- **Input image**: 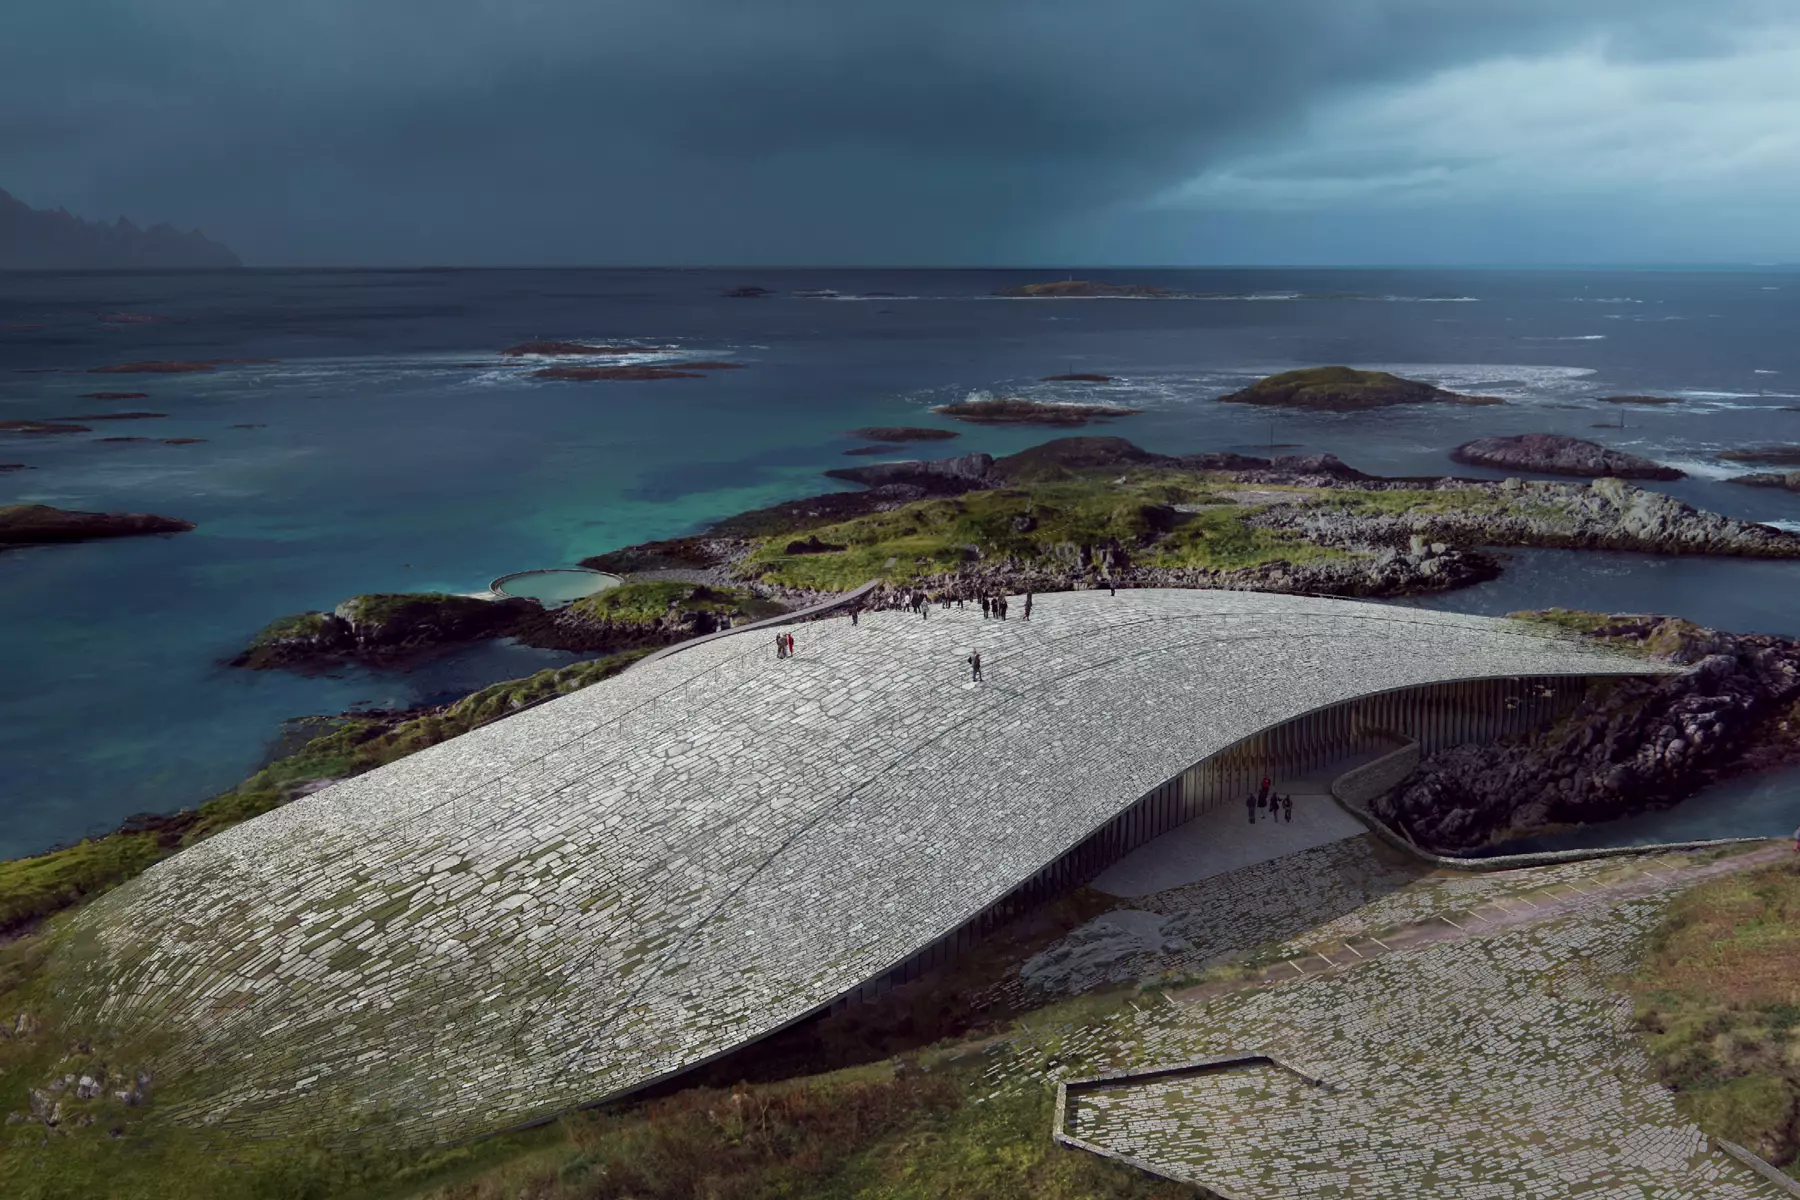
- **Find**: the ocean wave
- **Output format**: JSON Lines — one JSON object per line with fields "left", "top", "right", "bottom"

{"left": 977, "top": 291, "right": 1480, "bottom": 303}
{"left": 1567, "top": 296, "right": 1643, "bottom": 303}
{"left": 1755, "top": 369, "right": 1780, "bottom": 375}
{"left": 1655, "top": 458, "right": 1749, "bottom": 481}
{"left": 1677, "top": 389, "right": 1800, "bottom": 400}
{"left": 1520, "top": 334, "right": 1607, "bottom": 341}
{"left": 1764, "top": 519, "right": 1800, "bottom": 533}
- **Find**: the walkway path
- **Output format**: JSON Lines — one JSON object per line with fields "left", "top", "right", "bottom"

{"left": 979, "top": 843, "right": 1791, "bottom": 1199}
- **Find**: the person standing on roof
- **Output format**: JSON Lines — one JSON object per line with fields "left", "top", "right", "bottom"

{"left": 969, "top": 650, "right": 982, "bottom": 682}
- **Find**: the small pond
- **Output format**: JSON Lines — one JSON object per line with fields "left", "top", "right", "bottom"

{"left": 490, "top": 567, "right": 622, "bottom": 606}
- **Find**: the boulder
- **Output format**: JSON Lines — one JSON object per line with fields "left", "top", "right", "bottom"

{"left": 1451, "top": 434, "right": 1682, "bottom": 480}
{"left": 234, "top": 592, "right": 535, "bottom": 669}
{"left": 1719, "top": 445, "right": 1800, "bottom": 467}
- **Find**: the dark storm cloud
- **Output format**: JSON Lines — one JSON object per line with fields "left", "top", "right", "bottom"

{"left": 2, "top": 0, "right": 1793, "bottom": 263}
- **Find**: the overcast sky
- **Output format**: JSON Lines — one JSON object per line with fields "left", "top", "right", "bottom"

{"left": 5, "top": 1, "right": 1798, "bottom": 266}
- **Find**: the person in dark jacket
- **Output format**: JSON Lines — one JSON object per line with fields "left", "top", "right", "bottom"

{"left": 969, "top": 650, "right": 983, "bottom": 682}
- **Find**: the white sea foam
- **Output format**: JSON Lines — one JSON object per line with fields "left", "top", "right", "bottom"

{"left": 1567, "top": 296, "right": 1642, "bottom": 303}
{"left": 1657, "top": 458, "right": 1754, "bottom": 481}
{"left": 1678, "top": 389, "right": 1800, "bottom": 400}
{"left": 1755, "top": 369, "right": 1780, "bottom": 375}
{"left": 1521, "top": 334, "right": 1607, "bottom": 341}
{"left": 1764, "top": 519, "right": 1800, "bottom": 533}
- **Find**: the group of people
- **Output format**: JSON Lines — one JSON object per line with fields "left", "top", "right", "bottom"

{"left": 1247, "top": 775, "right": 1293, "bottom": 824}
{"left": 773, "top": 631, "right": 796, "bottom": 659}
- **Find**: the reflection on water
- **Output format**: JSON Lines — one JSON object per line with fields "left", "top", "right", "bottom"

{"left": 1466, "top": 763, "right": 1800, "bottom": 856}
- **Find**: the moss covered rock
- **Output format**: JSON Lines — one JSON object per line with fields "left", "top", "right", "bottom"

{"left": 234, "top": 592, "right": 535, "bottom": 668}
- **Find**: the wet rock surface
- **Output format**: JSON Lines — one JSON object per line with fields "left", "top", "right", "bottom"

{"left": 1450, "top": 433, "right": 1683, "bottom": 479}
{"left": 1380, "top": 614, "right": 1800, "bottom": 853}
{"left": 846, "top": 426, "right": 960, "bottom": 442}
{"left": 932, "top": 397, "right": 1143, "bottom": 425}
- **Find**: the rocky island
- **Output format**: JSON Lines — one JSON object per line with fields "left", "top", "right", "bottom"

{"left": 847, "top": 426, "right": 960, "bottom": 442}
{"left": 499, "top": 341, "right": 643, "bottom": 356}
{"left": 995, "top": 280, "right": 1173, "bottom": 298}
{"left": 0, "top": 503, "right": 194, "bottom": 547}
{"left": 1218, "top": 366, "right": 1505, "bottom": 411}
{"left": 930, "top": 396, "right": 1143, "bottom": 425}
{"left": 1719, "top": 445, "right": 1800, "bottom": 466}
{"left": 234, "top": 593, "right": 538, "bottom": 669}
{"left": 1450, "top": 433, "right": 1683, "bottom": 480}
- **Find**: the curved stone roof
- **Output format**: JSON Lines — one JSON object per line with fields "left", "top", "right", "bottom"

{"left": 56, "top": 590, "right": 1668, "bottom": 1141}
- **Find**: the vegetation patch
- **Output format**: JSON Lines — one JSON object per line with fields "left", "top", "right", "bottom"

{"left": 1631, "top": 857, "right": 1800, "bottom": 1172}
{"left": 741, "top": 474, "right": 1340, "bottom": 590}
{"left": 564, "top": 582, "right": 782, "bottom": 626}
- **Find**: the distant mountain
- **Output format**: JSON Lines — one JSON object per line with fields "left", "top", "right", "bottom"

{"left": 0, "top": 187, "right": 241, "bottom": 269}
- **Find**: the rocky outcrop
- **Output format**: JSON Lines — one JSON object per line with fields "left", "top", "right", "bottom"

{"left": 1720, "top": 446, "right": 1800, "bottom": 466}
{"left": 233, "top": 593, "right": 535, "bottom": 669}
{"left": 847, "top": 427, "right": 960, "bottom": 442}
{"left": 0, "top": 420, "right": 88, "bottom": 434}
{"left": 58, "top": 411, "right": 165, "bottom": 421}
{"left": 87, "top": 359, "right": 275, "bottom": 374}
{"left": 514, "top": 583, "right": 785, "bottom": 652}
{"left": 931, "top": 397, "right": 1143, "bottom": 425}
{"left": 500, "top": 342, "right": 638, "bottom": 357}
{"left": 1041, "top": 373, "right": 1114, "bottom": 382}
{"left": 724, "top": 286, "right": 774, "bottom": 298}
{"left": 76, "top": 392, "right": 150, "bottom": 401}
{"left": 1377, "top": 614, "right": 1800, "bottom": 853}
{"left": 1217, "top": 366, "right": 1504, "bottom": 412}
{"left": 995, "top": 280, "right": 1172, "bottom": 298}
{"left": 1450, "top": 434, "right": 1682, "bottom": 480}
{"left": 1726, "top": 471, "right": 1800, "bottom": 492}
{"left": 0, "top": 504, "right": 193, "bottom": 546}
{"left": 825, "top": 452, "right": 995, "bottom": 490}
{"left": 1597, "top": 394, "right": 1682, "bottom": 405}
{"left": 1250, "top": 476, "right": 1800, "bottom": 559}
{"left": 0, "top": 464, "right": 30, "bottom": 473}
{"left": 532, "top": 365, "right": 705, "bottom": 381}
{"left": 843, "top": 443, "right": 905, "bottom": 455}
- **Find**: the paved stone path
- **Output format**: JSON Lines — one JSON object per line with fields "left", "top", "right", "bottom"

{"left": 980, "top": 845, "right": 1791, "bottom": 1198}
{"left": 50, "top": 591, "right": 1661, "bottom": 1141}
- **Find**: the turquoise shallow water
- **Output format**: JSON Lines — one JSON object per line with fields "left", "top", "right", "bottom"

{"left": 4, "top": 267, "right": 1800, "bottom": 856}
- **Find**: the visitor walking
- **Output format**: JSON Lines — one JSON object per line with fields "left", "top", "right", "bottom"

{"left": 998, "top": 596, "right": 1008, "bottom": 620}
{"left": 981, "top": 597, "right": 991, "bottom": 619}
{"left": 1246, "top": 793, "right": 1256, "bottom": 825}
{"left": 1257, "top": 775, "right": 1271, "bottom": 807}
{"left": 785, "top": 632, "right": 795, "bottom": 657}
{"left": 775, "top": 632, "right": 787, "bottom": 659}
{"left": 1023, "top": 590, "right": 1033, "bottom": 621}
{"left": 969, "top": 650, "right": 982, "bottom": 683}
{"left": 850, "top": 608, "right": 858, "bottom": 626}
{"left": 1108, "top": 578, "right": 1116, "bottom": 596}
{"left": 1282, "top": 794, "right": 1293, "bottom": 823}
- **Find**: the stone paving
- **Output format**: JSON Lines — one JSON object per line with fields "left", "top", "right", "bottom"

{"left": 980, "top": 848, "right": 1790, "bottom": 1198}
{"left": 48, "top": 590, "right": 1662, "bottom": 1141}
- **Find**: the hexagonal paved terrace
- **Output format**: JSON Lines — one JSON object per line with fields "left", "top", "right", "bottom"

{"left": 53, "top": 590, "right": 1670, "bottom": 1141}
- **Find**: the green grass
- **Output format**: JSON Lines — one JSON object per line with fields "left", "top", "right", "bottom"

{"left": 741, "top": 473, "right": 1340, "bottom": 590}
{"left": 1631, "top": 857, "right": 1800, "bottom": 1172}
{"left": 1313, "top": 486, "right": 1509, "bottom": 518}
{"left": 565, "top": 582, "right": 782, "bottom": 625}
{"left": 420, "top": 1062, "right": 1185, "bottom": 1200}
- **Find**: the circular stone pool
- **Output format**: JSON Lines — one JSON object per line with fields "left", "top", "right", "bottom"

{"left": 490, "top": 568, "right": 623, "bottom": 607}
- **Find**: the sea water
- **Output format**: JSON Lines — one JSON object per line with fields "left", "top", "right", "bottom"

{"left": 3, "top": 266, "right": 1800, "bottom": 856}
